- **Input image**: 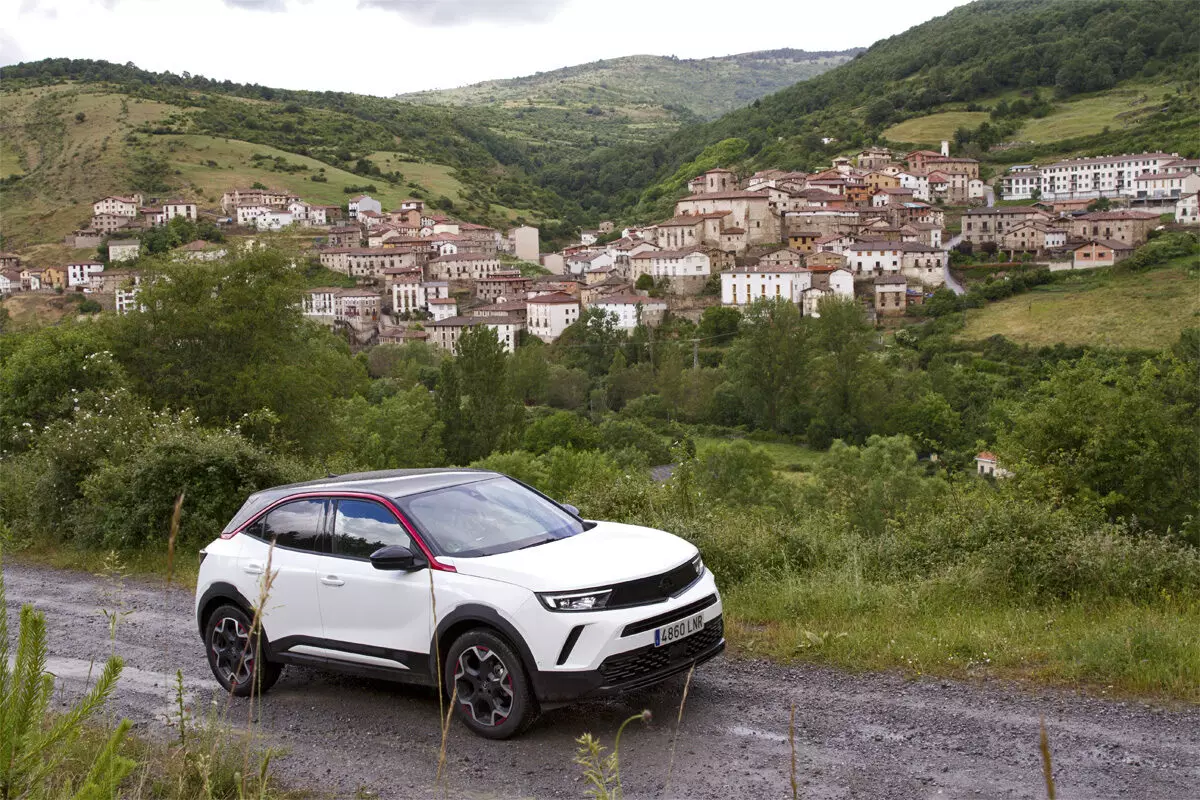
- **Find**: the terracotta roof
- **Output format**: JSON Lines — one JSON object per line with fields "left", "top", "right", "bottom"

{"left": 428, "top": 253, "right": 497, "bottom": 262}
{"left": 631, "top": 245, "right": 708, "bottom": 260}
{"left": 427, "top": 297, "right": 458, "bottom": 305}
{"left": 874, "top": 275, "right": 908, "bottom": 285}
{"left": 527, "top": 291, "right": 579, "bottom": 305}
{"left": 1078, "top": 210, "right": 1159, "bottom": 221}
{"left": 1072, "top": 239, "right": 1134, "bottom": 251}
{"left": 472, "top": 300, "right": 527, "bottom": 313}
{"left": 723, "top": 265, "right": 809, "bottom": 275}
{"left": 592, "top": 293, "right": 667, "bottom": 306}
{"left": 976, "top": 451, "right": 997, "bottom": 461}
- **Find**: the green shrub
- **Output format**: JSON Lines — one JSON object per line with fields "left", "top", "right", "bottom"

{"left": 597, "top": 417, "right": 671, "bottom": 465}
{"left": 521, "top": 411, "right": 599, "bottom": 454}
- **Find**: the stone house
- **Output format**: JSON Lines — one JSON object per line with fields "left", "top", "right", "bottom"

{"left": 426, "top": 253, "right": 503, "bottom": 281}
{"left": 962, "top": 207, "right": 1051, "bottom": 246}
{"left": 476, "top": 274, "right": 533, "bottom": 302}
{"left": 1069, "top": 211, "right": 1160, "bottom": 247}
{"left": 108, "top": 239, "right": 141, "bottom": 263}
{"left": 674, "top": 190, "right": 777, "bottom": 245}
{"left": 874, "top": 275, "right": 908, "bottom": 316}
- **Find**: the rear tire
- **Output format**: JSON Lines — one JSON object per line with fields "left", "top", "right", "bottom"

{"left": 445, "top": 628, "right": 538, "bottom": 739}
{"left": 204, "top": 604, "right": 282, "bottom": 697}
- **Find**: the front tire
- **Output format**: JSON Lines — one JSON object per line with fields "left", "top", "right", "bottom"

{"left": 445, "top": 628, "right": 537, "bottom": 739}
{"left": 204, "top": 604, "right": 282, "bottom": 697}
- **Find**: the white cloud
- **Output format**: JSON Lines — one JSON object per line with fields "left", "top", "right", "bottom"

{"left": 358, "top": 0, "right": 567, "bottom": 26}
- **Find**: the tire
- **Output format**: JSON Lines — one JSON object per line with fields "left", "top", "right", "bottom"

{"left": 204, "top": 604, "right": 282, "bottom": 697}
{"left": 444, "top": 628, "right": 538, "bottom": 740}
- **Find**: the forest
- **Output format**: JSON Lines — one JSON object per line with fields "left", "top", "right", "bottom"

{"left": 1, "top": 242, "right": 1197, "bottom": 696}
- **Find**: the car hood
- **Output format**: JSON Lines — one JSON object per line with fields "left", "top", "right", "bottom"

{"left": 441, "top": 520, "right": 697, "bottom": 592}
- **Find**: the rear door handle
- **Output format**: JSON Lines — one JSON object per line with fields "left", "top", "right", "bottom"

{"left": 320, "top": 575, "right": 344, "bottom": 587}
{"left": 243, "top": 563, "right": 264, "bottom": 576}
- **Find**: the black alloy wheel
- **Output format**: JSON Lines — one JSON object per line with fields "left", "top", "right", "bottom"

{"left": 204, "top": 604, "right": 281, "bottom": 697}
{"left": 446, "top": 629, "right": 536, "bottom": 739}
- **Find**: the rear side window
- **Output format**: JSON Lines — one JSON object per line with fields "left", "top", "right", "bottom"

{"left": 259, "top": 499, "right": 327, "bottom": 553}
{"left": 332, "top": 499, "right": 412, "bottom": 559}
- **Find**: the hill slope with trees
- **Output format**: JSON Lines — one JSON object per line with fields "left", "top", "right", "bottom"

{"left": 534, "top": 0, "right": 1200, "bottom": 220}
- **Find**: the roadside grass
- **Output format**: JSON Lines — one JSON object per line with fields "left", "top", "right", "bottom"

{"left": 955, "top": 260, "right": 1200, "bottom": 350}
{"left": 723, "top": 575, "right": 1200, "bottom": 702}
{"left": 7, "top": 537, "right": 201, "bottom": 589}
{"left": 883, "top": 112, "right": 990, "bottom": 146}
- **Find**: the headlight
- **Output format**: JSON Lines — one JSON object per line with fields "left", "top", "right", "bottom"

{"left": 537, "top": 589, "right": 612, "bottom": 612}
{"left": 692, "top": 553, "right": 704, "bottom": 577}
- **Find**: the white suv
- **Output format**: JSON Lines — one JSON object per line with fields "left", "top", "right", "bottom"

{"left": 195, "top": 468, "right": 724, "bottom": 738}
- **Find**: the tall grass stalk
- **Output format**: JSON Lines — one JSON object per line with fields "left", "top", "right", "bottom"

{"left": 435, "top": 684, "right": 457, "bottom": 790}
{"left": 1039, "top": 718, "right": 1056, "bottom": 800}
{"left": 661, "top": 665, "right": 694, "bottom": 797}
{"left": 241, "top": 541, "right": 277, "bottom": 798}
{"left": 789, "top": 703, "right": 798, "bottom": 800}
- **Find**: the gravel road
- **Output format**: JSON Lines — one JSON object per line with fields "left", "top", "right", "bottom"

{"left": 6, "top": 562, "right": 1197, "bottom": 799}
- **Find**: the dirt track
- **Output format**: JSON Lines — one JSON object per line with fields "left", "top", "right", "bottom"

{"left": 6, "top": 562, "right": 1198, "bottom": 799}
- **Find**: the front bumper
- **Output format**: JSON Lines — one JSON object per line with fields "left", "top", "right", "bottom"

{"left": 534, "top": 616, "right": 725, "bottom": 702}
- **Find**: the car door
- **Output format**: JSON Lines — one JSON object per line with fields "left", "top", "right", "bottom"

{"left": 243, "top": 498, "right": 328, "bottom": 648}
{"left": 314, "top": 497, "right": 433, "bottom": 674}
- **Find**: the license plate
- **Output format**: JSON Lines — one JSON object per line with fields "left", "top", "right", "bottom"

{"left": 654, "top": 613, "right": 704, "bottom": 647}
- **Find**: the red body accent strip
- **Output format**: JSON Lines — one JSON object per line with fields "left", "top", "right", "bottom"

{"left": 226, "top": 489, "right": 457, "bottom": 572}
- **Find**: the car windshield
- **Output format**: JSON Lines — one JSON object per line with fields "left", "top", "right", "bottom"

{"left": 398, "top": 476, "right": 584, "bottom": 558}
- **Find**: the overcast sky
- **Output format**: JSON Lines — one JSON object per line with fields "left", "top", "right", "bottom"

{"left": 1, "top": 0, "right": 968, "bottom": 97}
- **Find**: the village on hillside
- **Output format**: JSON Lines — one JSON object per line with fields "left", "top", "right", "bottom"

{"left": 2, "top": 144, "right": 1196, "bottom": 348}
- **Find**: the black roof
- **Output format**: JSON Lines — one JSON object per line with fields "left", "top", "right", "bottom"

{"left": 221, "top": 468, "right": 497, "bottom": 534}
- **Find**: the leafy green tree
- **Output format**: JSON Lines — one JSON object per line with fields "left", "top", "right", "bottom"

{"left": 335, "top": 387, "right": 444, "bottom": 470}
{"left": 438, "top": 326, "right": 523, "bottom": 464}
{"left": 725, "top": 298, "right": 812, "bottom": 432}
{"left": 508, "top": 342, "right": 550, "bottom": 404}
{"left": 696, "top": 306, "right": 741, "bottom": 341}
{"left": 996, "top": 355, "right": 1199, "bottom": 542}
{"left": 0, "top": 324, "right": 126, "bottom": 451}
{"left": 521, "top": 411, "right": 599, "bottom": 454}
{"left": 109, "top": 249, "right": 365, "bottom": 454}
{"left": 635, "top": 274, "right": 654, "bottom": 290}
{"left": 557, "top": 307, "right": 625, "bottom": 377}
{"left": 694, "top": 440, "right": 789, "bottom": 509}
{"left": 808, "top": 298, "right": 889, "bottom": 445}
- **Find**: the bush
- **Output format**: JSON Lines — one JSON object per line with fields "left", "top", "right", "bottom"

{"left": 521, "top": 411, "right": 598, "bottom": 454}
{"left": 597, "top": 417, "right": 671, "bottom": 465}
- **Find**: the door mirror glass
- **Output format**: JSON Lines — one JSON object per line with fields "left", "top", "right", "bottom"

{"left": 561, "top": 503, "right": 580, "bottom": 517}
{"left": 369, "top": 544, "right": 426, "bottom": 571}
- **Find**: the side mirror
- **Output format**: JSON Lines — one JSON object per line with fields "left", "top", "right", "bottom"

{"left": 369, "top": 544, "right": 427, "bottom": 571}
{"left": 562, "top": 503, "right": 580, "bottom": 517}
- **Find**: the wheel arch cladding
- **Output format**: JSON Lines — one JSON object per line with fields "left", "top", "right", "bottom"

{"left": 432, "top": 604, "right": 539, "bottom": 692}
{"left": 196, "top": 582, "right": 256, "bottom": 635}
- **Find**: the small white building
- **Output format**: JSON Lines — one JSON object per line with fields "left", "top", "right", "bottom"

{"left": 347, "top": 194, "right": 382, "bottom": 221}
{"left": 252, "top": 210, "right": 294, "bottom": 231}
{"left": 526, "top": 291, "right": 580, "bottom": 342}
{"left": 590, "top": 293, "right": 668, "bottom": 329}
{"left": 975, "top": 451, "right": 1013, "bottom": 478}
{"left": 428, "top": 297, "right": 458, "bottom": 321}
{"left": 508, "top": 226, "right": 539, "bottom": 261}
{"left": 67, "top": 261, "right": 104, "bottom": 288}
{"left": 175, "top": 240, "right": 228, "bottom": 261}
{"left": 161, "top": 201, "right": 198, "bottom": 221}
{"left": 113, "top": 273, "right": 143, "bottom": 314}
{"left": 1175, "top": 193, "right": 1198, "bottom": 224}
{"left": 92, "top": 195, "right": 141, "bottom": 218}
{"left": 107, "top": 239, "right": 141, "bottom": 263}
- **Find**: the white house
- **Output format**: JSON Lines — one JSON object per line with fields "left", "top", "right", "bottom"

{"left": 390, "top": 274, "right": 450, "bottom": 315}
{"left": 844, "top": 241, "right": 904, "bottom": 278}
{"left": 800, "top": 268, "right": 855, "bottom": 317}
{"left": 1131, "top": 171, "right": 1200, "bottom": 200}
{"left": 896, "top": 172, "right": 931, "bottom": 201}
{"left": 107, "top": 239, "right": 141, "bottom": 263}
{"left": 235, "top": 204, "right": 270, "bottom": 226}
{"left": 175, "top": 240, "right": 228, "bottom": 261}
{"left": 975, "top": 451, "right": 1012, "bottom": 478}
{"left": 93, "top": 195, "right": 141, "bottom": 218}
{"left": 566, "top": 250, "right": 615, "bottom": 275}
{"left": 347, "top": 194, "right": 382, "bottom": 221}
{"left": 721, "top": 265, "right": 811, "bottom": 306}
{"left": 590, "top": 294, "right": 667, "bottom": 329}
{"left": 629, "top": 247, "right": 712, "bottom": 281}
{"left": 1000, "top": 152, "right": 1183, "bottom": 201}
{"left": 113, "top": 274, "right": 142, "bottom": 314}
{"left": 67, "top": 261, "right": 104, "bottom": 288}
{"left": 1176, "top": 193, "right": 1198, "bottom": 225}
{"left": 161, "top": 201, "right": 197, "bottom": 221}
{"left": 526, "top": 291, "right": 580, "bottom": 342}
{"left": 428, "top": 297, "right": 459, "bottom": 321}
{"left": 0, "top": 269, "right": 20, "bottom": 294}
{"left": 252, "top": 210, "right": 294, "bottom": 231}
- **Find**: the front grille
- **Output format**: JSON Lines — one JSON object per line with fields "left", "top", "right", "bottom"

{"left": 599, "top": 616, "right": 723, "bottom": 686}
{"left": 607, "top": 559, "right": 700, "bottom": 608}
{"left": 621, "top": 594, "right": 719, "bottom": 637}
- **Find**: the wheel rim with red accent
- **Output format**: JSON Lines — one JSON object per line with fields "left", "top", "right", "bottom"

{"left": 210, "top": 616, "right": 255, "bottom": 686}
{"left": 453, "top": 645, "right": 514, "bottom": 726}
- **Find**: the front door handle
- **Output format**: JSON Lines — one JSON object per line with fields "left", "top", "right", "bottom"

{"left": 243, "top": 563, "right": 264, "bottom": 576}
{"left": 320, "top": 575, "right": 344, "bottom": 587}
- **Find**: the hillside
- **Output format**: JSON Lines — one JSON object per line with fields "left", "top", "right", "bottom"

{"left": 0, "top": 63, "right": 595, "bottom": 249}
{"left": 537, "top": 0, "right": 1200, "bottom": 220}
{"left": 956, "top": 259, "right": 1200, "bottom": 350}
{"left": 399, "top": 49, "right": 860, "bottom": 120}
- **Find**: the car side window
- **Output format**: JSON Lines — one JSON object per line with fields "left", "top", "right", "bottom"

{"left": 260, "top": 499, "right": 327, "bottom": 553}
{"left": 333, "top": 499, "right": 412, "bottom": 559}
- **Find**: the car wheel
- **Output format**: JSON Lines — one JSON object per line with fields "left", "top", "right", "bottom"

{"left": 204, "top": 604, "right": 282, "bottom": 697}
{"left": 445, "top": 628, "right": 537, "bottom": 739}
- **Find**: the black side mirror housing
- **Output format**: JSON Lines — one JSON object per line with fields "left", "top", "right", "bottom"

{"left": 562, "top": 503, "right": 580, "bottom": 517}
{"left": 369, "top": 544, "right": 427, "bottom": 571}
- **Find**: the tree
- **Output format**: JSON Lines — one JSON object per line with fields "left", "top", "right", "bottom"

{"left": 725, "top": 298, "right": 812, "bottom": 432}
{"left": 521, "top": 411, "right": 598, "bottom": 454}
{"left": 335, "top": 387, "right": 444, "bottom": 470}
{"left": 808, "top": 298, "right": 889, "bottom": 445}
{"left": 696, "top": 306, "right": 741, "bottom": 341}
{"left": 635, "top": 274, "right": 654, "bottom": 290}
{"left": 109, "top": 249, "right": 364, "bottom": 454}
{"left": 438, "top": 326, "right": 523, "bottom": 464}
{"left": 556, "top": 307, "right": 624, "bottom": 377}
{"left": 129, "top": 150, "right": 170, "bottom": 193}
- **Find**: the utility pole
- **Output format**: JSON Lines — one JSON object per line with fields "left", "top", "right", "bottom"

{"left": 691, "top": 338, "right": 699, "bottom": 370}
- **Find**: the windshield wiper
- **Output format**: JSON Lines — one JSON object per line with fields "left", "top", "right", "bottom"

{"left": 516, "top": 537, "right": 556, "bottom": 551}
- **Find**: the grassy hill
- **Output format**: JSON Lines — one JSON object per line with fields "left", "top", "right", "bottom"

{"left": 956, "top": 259, "right": 1200, "bottom": 350}
{"left": 399, "top": 49, "right": 860, "bottom": 120}
{"left": 538, "top": 0, "right": 1200, "bottom": 220}
{"left": 0, "top": 60, "right": 597, "bottom": 251}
